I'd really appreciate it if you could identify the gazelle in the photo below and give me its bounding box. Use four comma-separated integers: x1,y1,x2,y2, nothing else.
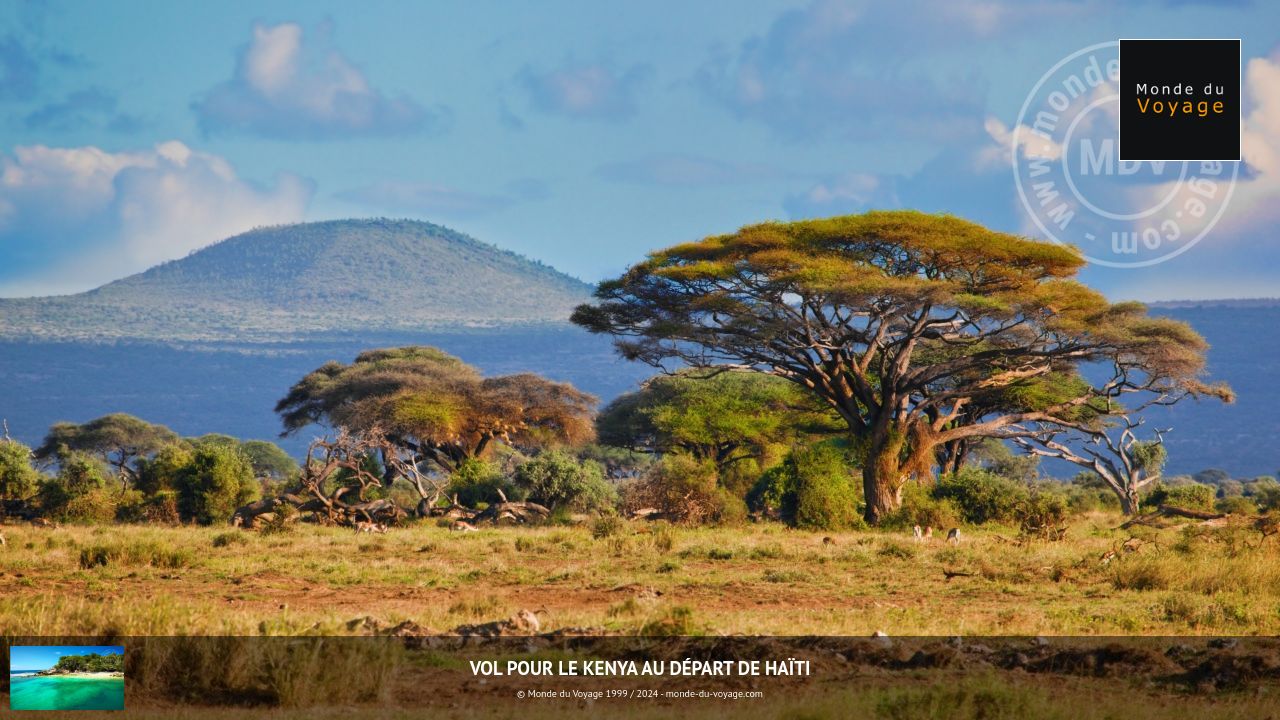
354,521,388,534
946,528,961,545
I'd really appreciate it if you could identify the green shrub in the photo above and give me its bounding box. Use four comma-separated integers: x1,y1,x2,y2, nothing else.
1062,485,1119,514
0,439,40,501
1014,491,1069,540
174,444,259,525
513,450,616,511
135,445,194,496
718,458,764,498
749,443,863,531
447,458,520,507
59,487,119,524
877,541,917,560
115,489,148,523
1250,480,1280,512
1146,482,1215,512
933,467,1027,524
38,453,114,522
883,483,960,530
713,488,749,526
748,464,796,519
80,540,191,569
212,532,249,548
1216,495,1258,515
591,515,625,539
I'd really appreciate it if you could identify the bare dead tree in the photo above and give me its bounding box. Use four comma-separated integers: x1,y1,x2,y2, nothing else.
296,428,405,526
380,443,449,517
1013,414,1169,515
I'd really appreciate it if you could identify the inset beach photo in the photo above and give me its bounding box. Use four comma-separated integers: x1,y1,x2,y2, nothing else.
8,645,125,711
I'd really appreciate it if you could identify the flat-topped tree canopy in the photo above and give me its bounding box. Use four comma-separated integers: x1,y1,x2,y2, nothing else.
275,346,597,474
34,413,180,486
573,210,1231,523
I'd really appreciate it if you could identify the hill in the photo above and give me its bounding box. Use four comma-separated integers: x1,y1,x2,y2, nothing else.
0,219,593,341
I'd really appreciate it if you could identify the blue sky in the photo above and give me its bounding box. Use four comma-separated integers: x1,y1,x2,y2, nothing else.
1,0,1279,300
10,645,123,672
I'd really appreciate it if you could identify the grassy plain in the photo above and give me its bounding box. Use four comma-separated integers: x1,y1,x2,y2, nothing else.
2,512,1278,637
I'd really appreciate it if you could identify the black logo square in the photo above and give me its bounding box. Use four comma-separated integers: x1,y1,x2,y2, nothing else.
1120,39,1240,161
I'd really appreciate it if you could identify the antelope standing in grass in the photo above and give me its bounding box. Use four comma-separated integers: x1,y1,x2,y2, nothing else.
354,521,388,534
946,528,961,545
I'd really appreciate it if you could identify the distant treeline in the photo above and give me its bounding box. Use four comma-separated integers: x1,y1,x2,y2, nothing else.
50,652,123,674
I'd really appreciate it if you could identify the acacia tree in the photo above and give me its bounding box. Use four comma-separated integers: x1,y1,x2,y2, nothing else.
598,369,841,477
274,346,597,509
34,413,179,489
572,211,1228,523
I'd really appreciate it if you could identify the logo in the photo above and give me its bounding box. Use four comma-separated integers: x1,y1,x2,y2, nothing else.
1120,39,1241,161
1013,41,1239,268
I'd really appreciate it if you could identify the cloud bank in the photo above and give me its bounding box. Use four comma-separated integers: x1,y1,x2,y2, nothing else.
194,22,446,139
518,61,652,121
0,141,312,296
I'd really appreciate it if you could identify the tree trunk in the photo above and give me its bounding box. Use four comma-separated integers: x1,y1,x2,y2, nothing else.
862,430,907,525
1119,485,1141,515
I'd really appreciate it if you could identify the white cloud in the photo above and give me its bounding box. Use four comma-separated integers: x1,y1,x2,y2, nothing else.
697,0,1085,141
518,61,652,121
0,141,312,297
194,22,446,139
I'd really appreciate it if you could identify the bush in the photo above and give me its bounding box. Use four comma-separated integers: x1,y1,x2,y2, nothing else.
175,445,259,525
621,456,721,524
882,483,960,530
933,468,1028,525
748,464,796,519
0,439,40,501
212,531,248,548
1015,491,1069,540
591,515,624,539
115,489,148,523
1250,480,1280,512
1146,482,1215,512
446,458,520,507
59,487,119,524
142,490,181,524
793,463,862,532
1062,485,1119,514
718,458,764,498
80,540,191,569
513,450,616,511
135,444,194,495
713,488,749,526
37,452,113,522
748,443,863,531
1216,496,1258,515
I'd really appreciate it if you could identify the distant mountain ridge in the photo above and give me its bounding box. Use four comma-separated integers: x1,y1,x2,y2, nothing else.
1148,298,1280,309
0,219,594,341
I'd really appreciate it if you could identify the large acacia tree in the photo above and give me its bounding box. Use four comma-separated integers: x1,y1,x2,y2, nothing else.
572,211,1227,523
35,413,179,489
275,346,597,507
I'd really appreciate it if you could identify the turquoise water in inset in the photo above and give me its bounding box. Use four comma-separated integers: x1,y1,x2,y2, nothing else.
8,674,125,711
